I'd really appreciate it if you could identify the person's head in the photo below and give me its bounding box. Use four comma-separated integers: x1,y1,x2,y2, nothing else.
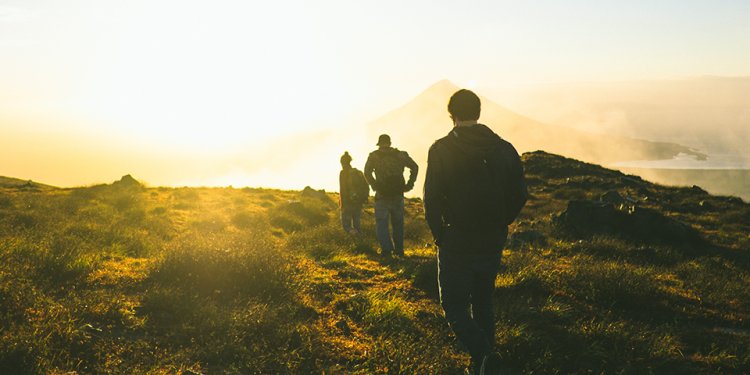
447,89,481,122
376,134,391,148
340,151,352,168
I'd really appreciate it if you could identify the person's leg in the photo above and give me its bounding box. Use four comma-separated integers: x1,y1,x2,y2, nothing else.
352,204,362,234
470,252,502,354
374,198,394,254
391,196,405,256
341,206,352,232
438,248,492,368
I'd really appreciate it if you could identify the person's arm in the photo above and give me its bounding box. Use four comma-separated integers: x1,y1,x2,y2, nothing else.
423,146,445,245
364,154,377,191
403,152,419,191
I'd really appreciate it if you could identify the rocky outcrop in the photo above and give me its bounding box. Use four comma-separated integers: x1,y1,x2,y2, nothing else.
554,199,703,246
300,186,335,207
112,174,143,189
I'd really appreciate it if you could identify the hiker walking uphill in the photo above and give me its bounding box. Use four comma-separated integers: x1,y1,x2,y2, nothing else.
364,134,418,257
424,89,528,375
339,151,369,234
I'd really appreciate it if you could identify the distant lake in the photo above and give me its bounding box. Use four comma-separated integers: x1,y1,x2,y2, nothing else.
612,153,750,170
611,153,750,201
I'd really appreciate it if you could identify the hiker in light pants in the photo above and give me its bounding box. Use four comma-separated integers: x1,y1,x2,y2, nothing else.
364,134,418,257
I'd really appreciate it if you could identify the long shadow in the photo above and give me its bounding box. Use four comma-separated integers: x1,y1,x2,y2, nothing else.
492,278,719,374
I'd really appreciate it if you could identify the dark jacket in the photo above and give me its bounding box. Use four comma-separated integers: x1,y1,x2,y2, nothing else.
424,124,527,249
364,147,419,199
339,167,354,207
339,166,367,208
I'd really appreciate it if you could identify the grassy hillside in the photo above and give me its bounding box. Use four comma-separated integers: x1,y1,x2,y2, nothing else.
1,152,748,374
0,176,56,190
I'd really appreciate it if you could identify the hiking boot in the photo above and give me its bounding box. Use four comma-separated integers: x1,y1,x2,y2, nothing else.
479,353,503,375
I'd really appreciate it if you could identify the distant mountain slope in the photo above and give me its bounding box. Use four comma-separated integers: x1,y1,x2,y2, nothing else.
0,176,56,190
368,80,705,192
498,76,750,154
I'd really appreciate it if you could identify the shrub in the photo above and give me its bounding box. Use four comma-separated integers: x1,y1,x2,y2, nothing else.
0,194,12,209
148,232,290,300
285,221,372,259
231,211,266,230
268,198,330,233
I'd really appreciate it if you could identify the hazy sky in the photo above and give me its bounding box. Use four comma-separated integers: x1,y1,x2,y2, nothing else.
2,0,749,187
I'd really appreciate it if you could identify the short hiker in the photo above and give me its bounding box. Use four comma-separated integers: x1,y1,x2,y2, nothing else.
339,151,369,234
364,134,418,257
424,89,527,375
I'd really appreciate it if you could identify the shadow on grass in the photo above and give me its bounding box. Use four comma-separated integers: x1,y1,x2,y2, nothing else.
493,247,749,373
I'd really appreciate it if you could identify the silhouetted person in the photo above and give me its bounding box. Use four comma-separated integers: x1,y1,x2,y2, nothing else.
364,134,418,257
339,151,369,234
424,89,527,375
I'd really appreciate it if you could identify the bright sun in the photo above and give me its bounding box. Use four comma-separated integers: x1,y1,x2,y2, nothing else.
59,1,350,154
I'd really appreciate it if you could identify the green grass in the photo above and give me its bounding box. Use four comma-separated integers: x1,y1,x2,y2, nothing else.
1,152,749,374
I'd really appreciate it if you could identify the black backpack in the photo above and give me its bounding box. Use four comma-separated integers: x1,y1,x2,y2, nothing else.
348,168,369,205
445,140,527,228
374,150,406,196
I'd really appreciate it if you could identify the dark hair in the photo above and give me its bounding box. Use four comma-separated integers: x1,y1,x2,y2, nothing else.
447,89,481,121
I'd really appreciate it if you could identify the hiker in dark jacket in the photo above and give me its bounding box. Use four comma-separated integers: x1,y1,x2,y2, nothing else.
364,134,418,257
339,151,368,234
424,89,527,375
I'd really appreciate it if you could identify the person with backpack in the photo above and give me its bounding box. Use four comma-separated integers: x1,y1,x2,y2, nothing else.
364,134,418,257
424,89,527,375
339,151,369,234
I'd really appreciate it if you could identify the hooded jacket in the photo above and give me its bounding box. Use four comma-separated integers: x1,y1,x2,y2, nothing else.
424,124,527,247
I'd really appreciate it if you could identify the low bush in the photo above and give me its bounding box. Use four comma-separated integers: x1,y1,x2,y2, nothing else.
268,198,330,233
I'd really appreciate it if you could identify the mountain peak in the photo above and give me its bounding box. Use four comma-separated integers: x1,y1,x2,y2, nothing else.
424,79,460,94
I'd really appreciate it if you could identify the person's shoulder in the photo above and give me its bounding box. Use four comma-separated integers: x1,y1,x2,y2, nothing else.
429,132,453,153
495,136,521,159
